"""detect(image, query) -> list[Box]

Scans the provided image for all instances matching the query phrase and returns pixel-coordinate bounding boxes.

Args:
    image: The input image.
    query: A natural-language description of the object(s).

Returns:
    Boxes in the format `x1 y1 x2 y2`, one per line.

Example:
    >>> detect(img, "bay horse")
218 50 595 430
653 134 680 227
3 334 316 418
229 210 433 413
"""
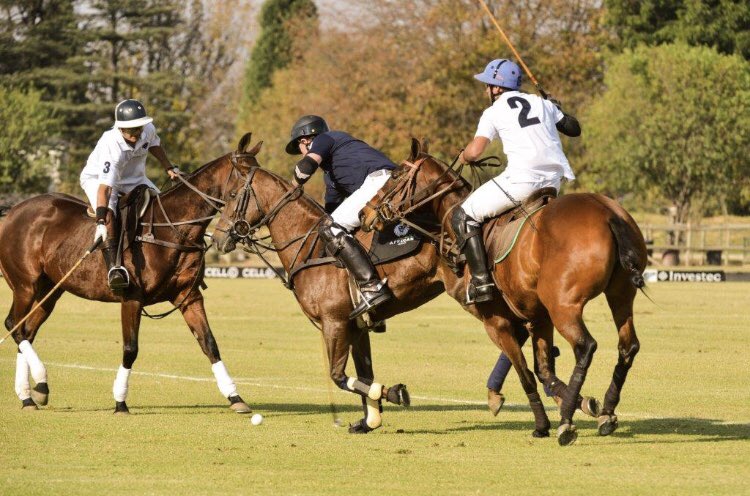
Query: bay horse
0 133 263 415
361 139 648 444
210 143 598 441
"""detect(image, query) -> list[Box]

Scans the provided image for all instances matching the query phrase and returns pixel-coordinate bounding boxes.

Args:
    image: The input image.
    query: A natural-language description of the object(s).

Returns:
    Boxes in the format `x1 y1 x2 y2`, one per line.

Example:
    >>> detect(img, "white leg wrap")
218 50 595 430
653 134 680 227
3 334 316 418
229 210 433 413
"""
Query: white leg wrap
15 353 31 401
365 397 382 429
368 382 384 401
211 361 237 398
113 365 131 402
18 340 47 384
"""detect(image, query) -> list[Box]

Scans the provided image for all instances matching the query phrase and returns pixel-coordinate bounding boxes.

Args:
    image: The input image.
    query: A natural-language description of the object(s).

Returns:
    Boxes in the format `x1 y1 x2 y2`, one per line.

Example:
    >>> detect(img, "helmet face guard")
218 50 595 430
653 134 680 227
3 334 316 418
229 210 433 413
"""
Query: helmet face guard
285 115 329 155
474 59 522 91
114 99 153 128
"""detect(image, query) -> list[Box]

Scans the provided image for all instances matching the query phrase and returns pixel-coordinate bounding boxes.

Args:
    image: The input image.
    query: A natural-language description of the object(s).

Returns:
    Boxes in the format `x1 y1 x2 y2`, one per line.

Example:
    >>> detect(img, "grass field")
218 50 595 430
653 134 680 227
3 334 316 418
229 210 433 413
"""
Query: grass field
0 279 748 495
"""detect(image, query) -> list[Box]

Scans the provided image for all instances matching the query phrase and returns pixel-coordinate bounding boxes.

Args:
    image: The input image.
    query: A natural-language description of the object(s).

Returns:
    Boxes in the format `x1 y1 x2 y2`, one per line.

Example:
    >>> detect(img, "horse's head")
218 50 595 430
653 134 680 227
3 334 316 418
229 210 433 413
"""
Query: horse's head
213 132 264 253
361 138 466 232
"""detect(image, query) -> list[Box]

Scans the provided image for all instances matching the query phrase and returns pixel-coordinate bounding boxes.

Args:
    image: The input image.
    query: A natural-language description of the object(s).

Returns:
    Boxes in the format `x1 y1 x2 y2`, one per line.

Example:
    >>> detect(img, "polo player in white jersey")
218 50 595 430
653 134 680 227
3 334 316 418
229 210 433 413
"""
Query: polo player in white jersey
453 58 581 304
79 99 179 291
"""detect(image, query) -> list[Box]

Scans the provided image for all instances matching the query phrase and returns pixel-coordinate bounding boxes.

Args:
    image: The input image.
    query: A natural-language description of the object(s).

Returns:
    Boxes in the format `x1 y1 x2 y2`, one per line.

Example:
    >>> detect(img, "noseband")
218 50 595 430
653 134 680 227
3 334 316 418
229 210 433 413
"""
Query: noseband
221 158 303 245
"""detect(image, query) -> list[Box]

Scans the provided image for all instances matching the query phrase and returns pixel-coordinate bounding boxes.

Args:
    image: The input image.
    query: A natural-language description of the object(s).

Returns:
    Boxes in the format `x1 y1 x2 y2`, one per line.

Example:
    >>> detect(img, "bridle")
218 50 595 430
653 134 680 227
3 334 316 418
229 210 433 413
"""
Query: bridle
365 152 503 266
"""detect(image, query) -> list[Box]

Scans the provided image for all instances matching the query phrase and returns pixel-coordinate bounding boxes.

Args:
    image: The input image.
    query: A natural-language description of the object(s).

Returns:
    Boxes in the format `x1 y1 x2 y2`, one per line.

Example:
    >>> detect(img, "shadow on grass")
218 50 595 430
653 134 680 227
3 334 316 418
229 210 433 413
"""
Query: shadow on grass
47 401 750 443
402 417 750 443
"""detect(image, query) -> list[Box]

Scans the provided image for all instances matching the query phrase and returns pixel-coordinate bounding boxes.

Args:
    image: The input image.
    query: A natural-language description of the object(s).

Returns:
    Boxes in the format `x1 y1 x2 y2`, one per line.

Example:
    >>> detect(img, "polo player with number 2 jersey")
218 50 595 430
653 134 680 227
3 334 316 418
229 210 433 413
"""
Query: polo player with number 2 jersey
455 58 581 304
79 99 180 291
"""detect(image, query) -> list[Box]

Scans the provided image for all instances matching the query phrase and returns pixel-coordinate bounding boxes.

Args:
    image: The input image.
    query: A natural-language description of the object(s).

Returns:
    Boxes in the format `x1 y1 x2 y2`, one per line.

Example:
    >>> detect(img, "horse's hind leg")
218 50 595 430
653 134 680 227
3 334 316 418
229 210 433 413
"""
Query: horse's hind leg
529 316 601 419
600 276 640 436
9 284 62 410
546 303 598 446
177 295 250 413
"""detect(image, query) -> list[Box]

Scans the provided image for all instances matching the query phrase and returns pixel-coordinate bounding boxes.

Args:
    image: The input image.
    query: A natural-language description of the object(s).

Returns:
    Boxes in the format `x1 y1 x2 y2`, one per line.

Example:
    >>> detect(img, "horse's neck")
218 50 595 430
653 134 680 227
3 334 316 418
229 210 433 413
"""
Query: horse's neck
260 176 325 271
155 157 230 238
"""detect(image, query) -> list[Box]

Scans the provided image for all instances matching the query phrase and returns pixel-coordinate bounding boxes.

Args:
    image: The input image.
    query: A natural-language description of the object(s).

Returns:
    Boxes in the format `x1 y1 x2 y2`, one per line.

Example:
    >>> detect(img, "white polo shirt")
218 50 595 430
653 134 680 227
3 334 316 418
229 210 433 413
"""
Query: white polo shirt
475 90 575 183
80 123 161 192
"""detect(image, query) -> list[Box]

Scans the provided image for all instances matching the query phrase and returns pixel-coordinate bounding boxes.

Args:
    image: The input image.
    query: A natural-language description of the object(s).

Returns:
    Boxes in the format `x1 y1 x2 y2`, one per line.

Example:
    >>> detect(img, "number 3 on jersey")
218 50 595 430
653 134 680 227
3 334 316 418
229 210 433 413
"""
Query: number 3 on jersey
507 96 540 128
103 161 110 174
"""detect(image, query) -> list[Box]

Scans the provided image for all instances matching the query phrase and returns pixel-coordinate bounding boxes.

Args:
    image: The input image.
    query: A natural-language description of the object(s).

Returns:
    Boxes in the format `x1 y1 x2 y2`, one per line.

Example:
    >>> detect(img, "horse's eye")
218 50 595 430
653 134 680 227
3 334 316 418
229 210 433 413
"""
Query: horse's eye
230 192 237 199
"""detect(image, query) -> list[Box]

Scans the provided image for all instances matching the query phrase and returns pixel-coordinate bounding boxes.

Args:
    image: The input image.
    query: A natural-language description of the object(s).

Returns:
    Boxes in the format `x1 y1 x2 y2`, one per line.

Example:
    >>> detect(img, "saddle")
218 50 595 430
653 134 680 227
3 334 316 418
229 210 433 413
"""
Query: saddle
484 187 558 264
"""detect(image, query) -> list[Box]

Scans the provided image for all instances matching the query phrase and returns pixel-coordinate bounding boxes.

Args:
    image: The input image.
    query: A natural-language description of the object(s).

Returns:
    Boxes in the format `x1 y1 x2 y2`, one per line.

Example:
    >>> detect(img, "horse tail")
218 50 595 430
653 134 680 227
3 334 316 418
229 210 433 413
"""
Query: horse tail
608 215 646 289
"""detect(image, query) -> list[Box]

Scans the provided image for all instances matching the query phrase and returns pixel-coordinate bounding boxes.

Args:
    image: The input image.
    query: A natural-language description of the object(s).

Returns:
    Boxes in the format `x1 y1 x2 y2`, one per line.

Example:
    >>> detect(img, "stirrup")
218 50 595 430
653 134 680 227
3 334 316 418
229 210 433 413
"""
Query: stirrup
465 280 495 305
108 266 130 290
349 281 392 320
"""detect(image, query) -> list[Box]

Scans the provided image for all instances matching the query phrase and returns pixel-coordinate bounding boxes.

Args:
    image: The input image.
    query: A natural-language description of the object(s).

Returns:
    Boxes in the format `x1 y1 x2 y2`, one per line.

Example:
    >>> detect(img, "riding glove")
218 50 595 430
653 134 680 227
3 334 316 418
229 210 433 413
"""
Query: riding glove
94 223 107 243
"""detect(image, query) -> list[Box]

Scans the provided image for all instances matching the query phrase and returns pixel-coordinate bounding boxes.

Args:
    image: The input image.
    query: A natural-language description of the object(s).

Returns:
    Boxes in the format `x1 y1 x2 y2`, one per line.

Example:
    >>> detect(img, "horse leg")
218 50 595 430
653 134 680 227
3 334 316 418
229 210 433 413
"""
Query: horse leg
322 318 384 434
599 279 640 436
546 304 598 446
350 324 410 408
483 317 550 438
530 316 601 419
9 284 59 410
177 295 250 413
113 300 143 415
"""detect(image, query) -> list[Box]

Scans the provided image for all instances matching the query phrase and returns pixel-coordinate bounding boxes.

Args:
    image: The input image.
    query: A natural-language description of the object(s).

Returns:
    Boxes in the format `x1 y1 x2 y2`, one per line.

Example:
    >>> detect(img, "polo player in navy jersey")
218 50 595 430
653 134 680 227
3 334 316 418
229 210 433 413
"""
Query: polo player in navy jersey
286 115 395 319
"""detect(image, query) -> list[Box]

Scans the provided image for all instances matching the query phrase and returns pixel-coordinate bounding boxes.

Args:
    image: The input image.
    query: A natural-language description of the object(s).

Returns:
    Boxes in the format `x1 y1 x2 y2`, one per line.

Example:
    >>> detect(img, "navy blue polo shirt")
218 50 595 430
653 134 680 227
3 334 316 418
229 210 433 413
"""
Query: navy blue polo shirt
308 131 396 207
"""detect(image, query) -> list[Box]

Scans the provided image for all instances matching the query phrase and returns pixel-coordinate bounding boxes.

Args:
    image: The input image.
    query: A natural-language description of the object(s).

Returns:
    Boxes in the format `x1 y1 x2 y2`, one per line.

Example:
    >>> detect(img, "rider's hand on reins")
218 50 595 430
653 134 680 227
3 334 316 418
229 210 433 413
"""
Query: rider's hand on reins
167 165 181 181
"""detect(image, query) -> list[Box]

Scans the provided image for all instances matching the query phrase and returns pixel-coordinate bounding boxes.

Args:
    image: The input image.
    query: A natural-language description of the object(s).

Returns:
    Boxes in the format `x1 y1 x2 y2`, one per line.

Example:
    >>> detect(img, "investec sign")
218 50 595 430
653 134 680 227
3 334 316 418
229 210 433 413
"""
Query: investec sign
204 266 279 279
643 269 726 283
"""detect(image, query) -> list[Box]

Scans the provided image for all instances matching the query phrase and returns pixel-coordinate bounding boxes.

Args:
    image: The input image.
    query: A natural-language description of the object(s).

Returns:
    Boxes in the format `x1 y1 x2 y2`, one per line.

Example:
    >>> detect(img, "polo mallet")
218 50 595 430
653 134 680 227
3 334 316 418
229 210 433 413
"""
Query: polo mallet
476 0 549 98
0 238 102 346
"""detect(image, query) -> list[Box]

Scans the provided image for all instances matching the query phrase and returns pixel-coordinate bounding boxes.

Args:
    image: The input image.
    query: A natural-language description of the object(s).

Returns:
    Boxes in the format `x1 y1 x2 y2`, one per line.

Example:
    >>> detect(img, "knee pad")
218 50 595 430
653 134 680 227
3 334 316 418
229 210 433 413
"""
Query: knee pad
451 208 481 249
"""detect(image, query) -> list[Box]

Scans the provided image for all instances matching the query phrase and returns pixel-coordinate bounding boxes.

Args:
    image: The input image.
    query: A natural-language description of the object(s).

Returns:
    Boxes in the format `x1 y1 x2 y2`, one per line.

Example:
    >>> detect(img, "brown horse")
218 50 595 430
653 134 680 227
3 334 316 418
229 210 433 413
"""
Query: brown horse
0 133 262 414
361 140 648 444
210 145 597 440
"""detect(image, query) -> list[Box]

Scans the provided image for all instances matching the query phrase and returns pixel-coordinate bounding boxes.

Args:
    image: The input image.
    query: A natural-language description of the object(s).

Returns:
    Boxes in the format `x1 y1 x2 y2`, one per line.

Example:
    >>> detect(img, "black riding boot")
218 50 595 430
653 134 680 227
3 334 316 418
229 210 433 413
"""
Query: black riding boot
320 225 393 320
102 239 128 291
451 209 496 304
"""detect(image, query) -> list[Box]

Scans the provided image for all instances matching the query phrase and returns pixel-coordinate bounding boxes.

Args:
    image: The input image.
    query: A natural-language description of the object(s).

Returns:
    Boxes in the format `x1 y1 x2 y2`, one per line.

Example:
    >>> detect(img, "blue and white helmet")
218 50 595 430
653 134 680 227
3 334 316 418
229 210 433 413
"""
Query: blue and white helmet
474 59 522 90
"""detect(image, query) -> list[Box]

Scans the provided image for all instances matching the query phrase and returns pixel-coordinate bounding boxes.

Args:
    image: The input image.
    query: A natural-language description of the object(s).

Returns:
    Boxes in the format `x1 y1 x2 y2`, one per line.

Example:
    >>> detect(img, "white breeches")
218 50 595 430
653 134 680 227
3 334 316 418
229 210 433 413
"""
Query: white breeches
460 172 560 222
80 177 159 212
331 170 392 233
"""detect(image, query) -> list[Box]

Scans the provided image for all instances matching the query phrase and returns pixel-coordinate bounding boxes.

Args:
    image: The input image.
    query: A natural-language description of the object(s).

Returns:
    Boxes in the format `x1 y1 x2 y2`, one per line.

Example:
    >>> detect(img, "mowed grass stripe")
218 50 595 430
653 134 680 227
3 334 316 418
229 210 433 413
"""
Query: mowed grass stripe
0 279 748 496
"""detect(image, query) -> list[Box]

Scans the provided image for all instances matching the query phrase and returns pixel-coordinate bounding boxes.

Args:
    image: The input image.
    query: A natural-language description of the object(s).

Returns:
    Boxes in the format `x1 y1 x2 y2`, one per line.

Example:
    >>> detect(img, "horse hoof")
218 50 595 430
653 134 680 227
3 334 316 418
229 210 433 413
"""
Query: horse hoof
557 423 578 446
114 401 130 415
347 419 373 434
580 397 601 418
229 395 252 414
21 398 38 411
386 384 410 407
487 390 505 417
532 428 550 438
31 383 49 406
597 415 619 436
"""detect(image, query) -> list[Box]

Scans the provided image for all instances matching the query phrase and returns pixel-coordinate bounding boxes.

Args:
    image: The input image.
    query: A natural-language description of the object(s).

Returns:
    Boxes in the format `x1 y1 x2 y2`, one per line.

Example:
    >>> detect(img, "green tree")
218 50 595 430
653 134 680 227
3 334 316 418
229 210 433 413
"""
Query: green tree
0 85 61 194
581 43 750 223
605 0 750 59
242 0 317 104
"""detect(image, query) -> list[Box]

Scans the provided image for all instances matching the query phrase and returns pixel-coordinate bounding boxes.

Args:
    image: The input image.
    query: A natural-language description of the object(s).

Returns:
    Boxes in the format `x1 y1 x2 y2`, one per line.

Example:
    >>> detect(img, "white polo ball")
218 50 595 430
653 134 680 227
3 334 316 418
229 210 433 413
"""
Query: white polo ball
250 413 263 426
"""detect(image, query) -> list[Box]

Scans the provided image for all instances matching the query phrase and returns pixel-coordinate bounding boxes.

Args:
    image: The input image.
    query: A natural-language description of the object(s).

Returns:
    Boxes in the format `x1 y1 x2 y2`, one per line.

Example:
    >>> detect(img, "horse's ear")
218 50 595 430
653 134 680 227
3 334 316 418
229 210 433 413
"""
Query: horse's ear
422 138 430 154
247 140 263 157
409 137 421 161
237 132 252 153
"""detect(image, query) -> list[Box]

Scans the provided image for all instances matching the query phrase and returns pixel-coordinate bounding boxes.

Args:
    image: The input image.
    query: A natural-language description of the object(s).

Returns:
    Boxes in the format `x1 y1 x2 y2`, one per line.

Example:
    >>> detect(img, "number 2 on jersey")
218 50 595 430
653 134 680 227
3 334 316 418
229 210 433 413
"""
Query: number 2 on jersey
507 97 540 128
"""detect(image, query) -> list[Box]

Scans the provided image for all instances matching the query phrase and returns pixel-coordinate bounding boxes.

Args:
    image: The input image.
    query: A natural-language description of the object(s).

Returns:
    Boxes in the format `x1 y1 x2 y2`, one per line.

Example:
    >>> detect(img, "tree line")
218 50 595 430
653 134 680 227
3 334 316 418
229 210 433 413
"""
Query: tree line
2 0 749 222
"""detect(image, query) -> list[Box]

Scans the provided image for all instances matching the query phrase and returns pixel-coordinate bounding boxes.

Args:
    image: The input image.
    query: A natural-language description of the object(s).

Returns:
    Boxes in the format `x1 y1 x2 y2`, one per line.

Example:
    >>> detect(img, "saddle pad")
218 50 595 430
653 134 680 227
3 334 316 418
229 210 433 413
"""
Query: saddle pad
492 205 546 264
368 221 422 265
